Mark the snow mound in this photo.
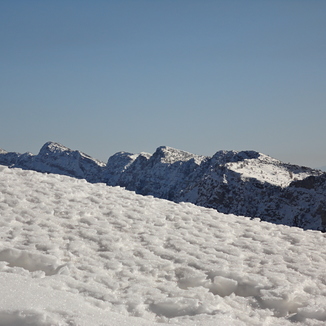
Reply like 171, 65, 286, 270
0, 310, 54, 326
0, 248, 65, 276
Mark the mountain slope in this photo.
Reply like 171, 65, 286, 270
0, 142, 325, 230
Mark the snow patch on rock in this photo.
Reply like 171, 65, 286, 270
228, 153, 314, 187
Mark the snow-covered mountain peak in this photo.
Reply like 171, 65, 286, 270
0, 148, 7, 154
108, 151, 139, 164
152, 146, 207, 165
106, 151, 149, 172
39, 141, 71, 155
39, 141, 105, 166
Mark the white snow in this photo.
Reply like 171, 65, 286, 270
0, 165, 326, 325
227, 153, 313, 187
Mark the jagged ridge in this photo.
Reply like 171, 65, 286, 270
0, 142, 325, 231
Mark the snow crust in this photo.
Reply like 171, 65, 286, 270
1, 165, 326, 325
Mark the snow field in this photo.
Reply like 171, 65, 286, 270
227, 153, 314, 187
0, 165, 326, 325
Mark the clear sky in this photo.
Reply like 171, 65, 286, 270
1, 0, 325, 168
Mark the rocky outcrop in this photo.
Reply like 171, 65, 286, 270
105, 146, 208, 201
1, 142, 325, 231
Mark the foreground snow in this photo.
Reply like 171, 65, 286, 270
0, 166, 326, 325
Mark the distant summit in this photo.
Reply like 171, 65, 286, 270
1, 141, 325, 231
39, 141, 71, 154
0, 141, 105, 183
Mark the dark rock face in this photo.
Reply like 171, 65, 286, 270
290, 175, 326, 190
1, 142, 325, 231
0, 149, 22, 166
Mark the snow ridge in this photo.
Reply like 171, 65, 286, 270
0, 141, 325, 230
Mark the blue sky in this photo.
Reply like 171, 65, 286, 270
1, 0, 325, 168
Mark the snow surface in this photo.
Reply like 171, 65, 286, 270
227, 153, 313, 187
1, 165, 326, 325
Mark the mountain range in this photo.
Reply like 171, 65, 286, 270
1, 141, 325, 231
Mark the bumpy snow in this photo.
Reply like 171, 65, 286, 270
0, 165, 326, 325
